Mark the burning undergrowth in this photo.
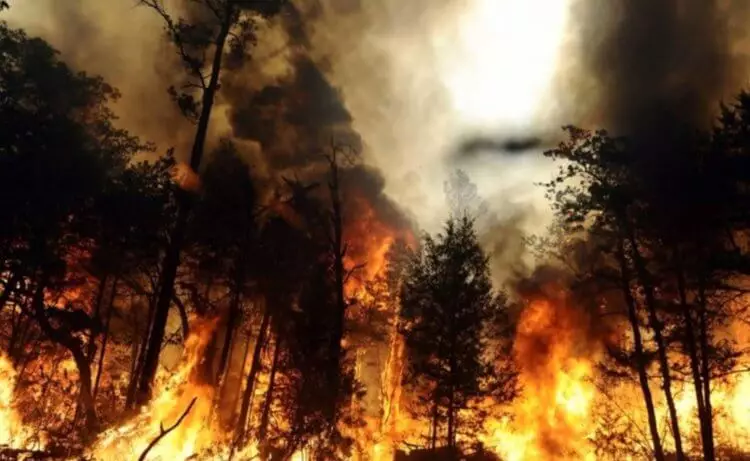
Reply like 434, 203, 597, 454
4, 0, 750, 460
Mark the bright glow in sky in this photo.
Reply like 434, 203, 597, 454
442, 0, 571, 130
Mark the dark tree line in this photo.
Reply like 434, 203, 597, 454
538, 94, 750, 460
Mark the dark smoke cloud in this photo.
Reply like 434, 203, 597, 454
568, 0, 750, 139
219, 3, 412, 234
227, 56, 357, 170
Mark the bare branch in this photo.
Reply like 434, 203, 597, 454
138, 397, 198, 461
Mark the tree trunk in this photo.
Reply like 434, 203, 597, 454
674, 258, 714, 461
87, 274, 109, 364
235, 300, 271, 444
71, 345, 99, 438
328, 149, 347, 407
136, 5, 233, 405
625, 231, 684, 460
31, 277, 99, 434
220, 326, 251, 429
127, 292, 157, 409
94, 278, 118, 399
698, 277, 715, 461
446, 387, 455, 449
615, 240, 664, 461
258, 337, 281, 448
430, 396, 439, 451
218, 259, 244, 384
9, 312, 32, 365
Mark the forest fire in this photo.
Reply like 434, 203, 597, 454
89, 318, 222, 460
482, 294, 599, 461
5, 0, 750, 460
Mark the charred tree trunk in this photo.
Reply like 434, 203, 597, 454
625, 231, 684, 461
429, 396, 439, 451
327, 147, 347, 415
9, 311, 32, 365
136, 4, 233, 405
94, 279, 118, 399
446, 304, 457, 450
87, 274, 109, 364
697, 277, 715, 461
615, 240, 664, 461
127, 291, 157, 409
235, 300, 271, 444
218, 256, 245, 384
31, 276, 99, 435
674, 256, 714, 461
258, 337, 281, 448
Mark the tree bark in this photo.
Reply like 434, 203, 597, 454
31, 277, 99, 434
328, 149, 347, 408
697, 277, 715, 461
258, 337, 281, 448
136, 4, 233, 405
218, 257, 245, 384
430, 396, 439, 451
625, 230, 684, 461
615, 240, 664, 461
674, 255, 714, 461
87, 274, 109, 364
127, 291, 157, 409
94, 278, 118, 399
235, 300, 271, 444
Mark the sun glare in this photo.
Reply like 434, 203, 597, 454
440, 0, 570, 130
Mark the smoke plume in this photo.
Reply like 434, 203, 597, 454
13, 0, 749, 286
4, 0, 194, 154
564, 0, 750, 138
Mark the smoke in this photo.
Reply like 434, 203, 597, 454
272, 0, 572, 283
15, 0, 749, 286
563, 0, 750, 138
3, 0, 194, 154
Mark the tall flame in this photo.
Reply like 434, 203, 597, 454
89, 317, 227, 460
483, 298, 598, 461
0, 353, 36, 450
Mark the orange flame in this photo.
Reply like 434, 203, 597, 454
0, 353, 37, 450
89, 317, 229, 460
483, 297, 598, 461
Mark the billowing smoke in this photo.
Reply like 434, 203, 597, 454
13, 0, 748, 287
564, 0, 750, 138
278, 0, 571, 282
3, 0, 194, 153
4, 0, 414, 242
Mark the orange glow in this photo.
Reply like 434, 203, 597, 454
482, 298, 598, 461
89, 317, 230, 460
0, 353, 38, 450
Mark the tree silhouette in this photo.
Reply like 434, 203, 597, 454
400, 216, 512, 453
135, 0, 286, 405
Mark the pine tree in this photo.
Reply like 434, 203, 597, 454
400, 216, 508, 453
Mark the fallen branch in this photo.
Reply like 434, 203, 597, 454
138, 397, 197, 461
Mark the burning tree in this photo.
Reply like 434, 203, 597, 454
133, 0, 286, 406
0, 20, 159, 441
541, 102, 750, 460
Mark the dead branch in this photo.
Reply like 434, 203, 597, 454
138, 397, 198, 461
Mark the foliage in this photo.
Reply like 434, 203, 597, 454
400, 216, 514, 449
